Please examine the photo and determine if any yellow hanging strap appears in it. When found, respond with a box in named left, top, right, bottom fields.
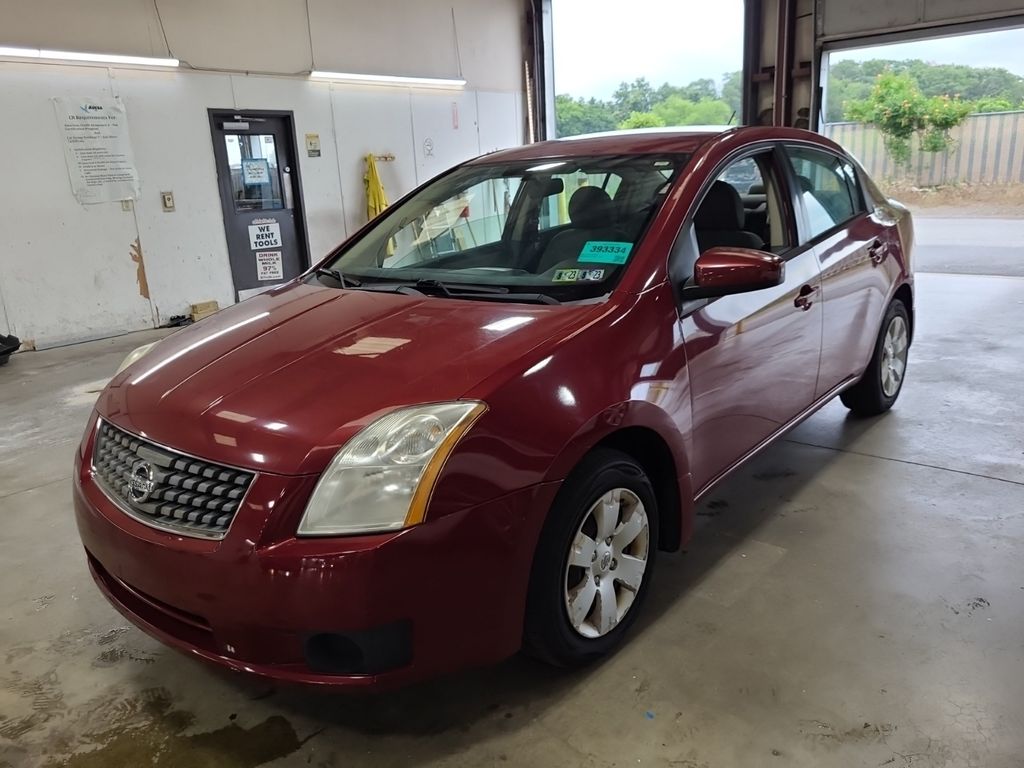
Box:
left=364, top=154, right=394, bottom=257
left=364, top=154, right=389, bottom=221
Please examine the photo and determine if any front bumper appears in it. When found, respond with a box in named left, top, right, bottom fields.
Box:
left=73, top=444, right=558, bottom=689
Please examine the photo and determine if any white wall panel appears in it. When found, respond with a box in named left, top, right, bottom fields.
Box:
left=0, top=0, right=525, bottom=92
left=111, top=69, right=237, bottom=325
left=0, top=0, right=168, bottom=58
left=410, top=91, right=481, bottom=185
left=330, top=88, right=419, bottom=238
left=155, top=0, right=314, bottom=75
left=476, top=92, right=522, bottom=156
left=307, top=0, right=524, bottom=92
left=0, top=64, right=154, bottom=346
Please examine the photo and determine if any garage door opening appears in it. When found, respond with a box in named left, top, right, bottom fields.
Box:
left=550, top=0, right=744, bottom=137
left=821, top=26, right=1024, bottom=279
left=821, top=27, right=1024, bottom=192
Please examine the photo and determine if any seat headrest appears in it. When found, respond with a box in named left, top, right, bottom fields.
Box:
left=694, top=180, right=745, bottom=231
left=747, top=183, right=765, bottom=195
left=568, top=186, right=614, bottom=228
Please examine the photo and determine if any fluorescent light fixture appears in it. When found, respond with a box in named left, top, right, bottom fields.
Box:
left=0, top=45, right=178, bottom=67
left=310, top=70, right=465, bottom=88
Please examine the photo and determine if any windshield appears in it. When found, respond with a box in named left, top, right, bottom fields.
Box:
left=318, top=154, right=689, bottom=302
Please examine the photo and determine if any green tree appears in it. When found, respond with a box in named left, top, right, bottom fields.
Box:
left=611, top=78, right=656, bottom=122
left=620, top=111, right=665, bottom=129
left=845, top=71, right=972, bottom=170
left=555, top=94, right=617, bottom=137
left=720, top=70, right=743, bottom=118
left=653, top=96, right=733, bottom=126
left=680, top=78, right=718, bottom=102
left=845, top=71, right=927, bottom=167
left=921, top=95, right=972, bottom=153
left=973, top=96, right=1014, bottom=113
left=828, top=58, right=1024, bottom=121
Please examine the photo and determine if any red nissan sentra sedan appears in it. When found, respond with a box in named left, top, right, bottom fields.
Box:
left=74, top=127, right=913, bottom=688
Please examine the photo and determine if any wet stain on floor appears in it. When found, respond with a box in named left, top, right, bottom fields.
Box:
left=753, top=469, right=798, bottom=480
left=43, top=688, right=306, bottom=768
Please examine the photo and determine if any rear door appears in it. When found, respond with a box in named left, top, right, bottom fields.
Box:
left=783, top=145, right=892, bottom=396
left=676, top=147, right=823, bottom=492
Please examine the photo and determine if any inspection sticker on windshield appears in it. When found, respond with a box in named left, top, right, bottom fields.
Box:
left=578, top=241, right=632, bottom=264
left=553, top=268, right=605, bottom=283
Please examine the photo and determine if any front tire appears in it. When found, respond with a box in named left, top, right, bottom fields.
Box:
left=840, top=299, right=910, bottom=416
left=524, top=448, right=658, bottom=667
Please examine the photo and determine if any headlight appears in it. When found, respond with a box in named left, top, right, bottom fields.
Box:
left=115, top=342, right=158, bottom=374
left=297, top=401, right=487, bottom=536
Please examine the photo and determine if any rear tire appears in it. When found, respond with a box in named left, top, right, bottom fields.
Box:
left=524, top=448, right=658, bottom=667
left=840, top=300, right=910, bottom=416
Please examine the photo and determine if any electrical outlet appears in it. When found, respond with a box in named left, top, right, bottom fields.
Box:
left=161, top=191, right=175, bottom=212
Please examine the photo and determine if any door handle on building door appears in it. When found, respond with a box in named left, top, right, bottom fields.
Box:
left=282, top=166, right=295, bottom=210
left=794, top=283, right=817, bottom=311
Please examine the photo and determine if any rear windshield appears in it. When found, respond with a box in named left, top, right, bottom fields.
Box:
left=320, top=154, right=689, bottom=302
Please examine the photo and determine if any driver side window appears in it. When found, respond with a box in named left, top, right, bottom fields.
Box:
left=670, top=152, right=790, bottom=286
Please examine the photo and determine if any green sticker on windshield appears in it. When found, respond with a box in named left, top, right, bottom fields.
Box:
left=578, top=241, right=633, bottom=264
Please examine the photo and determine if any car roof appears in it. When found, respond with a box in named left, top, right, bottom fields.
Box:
left=468, top=126, right=839, bottom=164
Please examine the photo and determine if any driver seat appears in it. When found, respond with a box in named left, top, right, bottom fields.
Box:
left=536, top=187, right=627, bottom=273
left=694, top=181, right=765, bottom=252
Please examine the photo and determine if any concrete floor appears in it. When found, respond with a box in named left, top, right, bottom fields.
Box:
left=2, top=271, right=1023, bottom=768
left=914, top=216, right=1024, bottom=277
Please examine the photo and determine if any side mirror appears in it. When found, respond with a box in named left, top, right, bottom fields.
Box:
left=682, top=247, right=785, bottom=301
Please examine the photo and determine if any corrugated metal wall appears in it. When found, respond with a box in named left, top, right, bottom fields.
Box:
left=823, top=111, right=1024, bottom=185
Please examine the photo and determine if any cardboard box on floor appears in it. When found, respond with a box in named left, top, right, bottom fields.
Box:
left=190, top=301, right=220, bottom=322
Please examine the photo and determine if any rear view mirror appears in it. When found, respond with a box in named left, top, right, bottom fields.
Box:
left=539, top=178, right=564, bottom=197
left=682, top=247, right=784, bottom=301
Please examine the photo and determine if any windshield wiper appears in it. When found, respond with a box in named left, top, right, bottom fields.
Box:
left=315, top=267, right=361, bottom=288
left=318, top=275, right=558, bottom=304
left=438, top=291, right=561, bottom=305
left=413, top=279, right=510, bottom=296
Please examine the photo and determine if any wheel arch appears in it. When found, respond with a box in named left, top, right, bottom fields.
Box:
left=592, top=427, right=685, bottom=552
left=892, top=281, right=914, bottom=344
left=543, top=403, right=694, bottom=553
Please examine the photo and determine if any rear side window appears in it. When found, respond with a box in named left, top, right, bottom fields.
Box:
left=786, top=147, right=864, bottom=242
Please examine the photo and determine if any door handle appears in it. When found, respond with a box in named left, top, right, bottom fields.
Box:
left=794, top=283, right=817, bottom=311
left=282, top=166, right=295, bottom=210
left=868, top=239, right=887, bottom=265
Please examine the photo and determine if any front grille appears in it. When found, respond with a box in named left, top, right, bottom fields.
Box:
left=91, top=420, right=255, bottom=539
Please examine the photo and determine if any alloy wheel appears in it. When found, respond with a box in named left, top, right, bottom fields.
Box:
left=880, top=315, right=909, bottom=397
left=563, top=488, right=650, bottom=639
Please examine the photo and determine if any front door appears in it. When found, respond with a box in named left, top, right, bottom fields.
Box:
left=676, top=150, right=823, bottom=492
left=209, top=110, right=309, bottom=301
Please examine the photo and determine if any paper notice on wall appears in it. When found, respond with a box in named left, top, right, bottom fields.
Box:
left=256, top=251, right=284, bottom=281
left=248, top=219, right=281, bottom=249
left=53, top=97, right=140, bottom=204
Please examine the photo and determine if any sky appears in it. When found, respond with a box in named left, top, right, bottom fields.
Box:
left=552, top=0, right=1024, bottom=100
left=552, top=0, right=745, bottom=99
left=829, top=27, right=1024, bottom=76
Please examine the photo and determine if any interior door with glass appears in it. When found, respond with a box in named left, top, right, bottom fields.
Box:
left=209, top=111, right=308, bottom=301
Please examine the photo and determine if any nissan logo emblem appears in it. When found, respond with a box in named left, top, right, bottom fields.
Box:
left=128, top=460, right=156, bottom=504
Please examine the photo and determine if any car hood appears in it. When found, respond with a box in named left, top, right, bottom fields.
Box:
left=98, top=283, right=596, bottom=475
